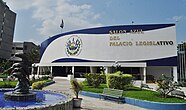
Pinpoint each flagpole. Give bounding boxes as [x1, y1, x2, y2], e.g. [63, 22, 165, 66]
[60, 19, 64, 33]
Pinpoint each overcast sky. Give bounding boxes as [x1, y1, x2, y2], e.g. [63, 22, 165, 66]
[4, 0, 186, 45]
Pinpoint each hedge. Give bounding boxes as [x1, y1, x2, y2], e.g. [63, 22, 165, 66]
[84, 73, 106, 88]
[32, 81, 46, 90]
[107, 71, 133, 90]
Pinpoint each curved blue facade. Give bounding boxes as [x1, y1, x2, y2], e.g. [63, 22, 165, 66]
[40, 24, 175, 60]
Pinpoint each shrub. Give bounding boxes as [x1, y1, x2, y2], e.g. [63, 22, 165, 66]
[100, 74, 106, 84]
[40, 76, 50, 80]
[40, 70, 51, 75]
[107, 71, 133, 90]
[178, 78, 186, 86]
[156, 74, 180, 98]
[32, 81, 46, 90]
[84, 73, 92, 86]
[84, 73, 106, 88]
[178, 82, 186, 87]
[0, 80, 17, 88]
[146, 75, 155, 83]
[91, 74, 102, 88]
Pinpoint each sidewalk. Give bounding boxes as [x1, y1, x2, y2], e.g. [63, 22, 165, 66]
[76, 95, 147, 110]
[43, 77, 147, 110]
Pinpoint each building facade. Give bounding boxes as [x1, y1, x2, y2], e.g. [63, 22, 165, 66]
[12, 42, 39, 62]
[0, 0, 16, 60]
[12, 42, 39, 55]
[11, 42, 40, 75]
[178, 42, 186, 81]
[38, 24, 178, 83]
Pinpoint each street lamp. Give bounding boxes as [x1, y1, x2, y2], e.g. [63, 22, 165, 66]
[100, 66, 106, 74]
[112, 61, 121, 72]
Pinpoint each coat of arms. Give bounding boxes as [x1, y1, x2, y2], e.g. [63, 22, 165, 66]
[66, 35, 82, 56]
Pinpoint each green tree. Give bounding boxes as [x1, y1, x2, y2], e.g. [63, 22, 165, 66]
[0, 60, 12, 74]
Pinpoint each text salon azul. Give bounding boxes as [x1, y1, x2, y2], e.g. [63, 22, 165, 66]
[108, 29, 174, 46]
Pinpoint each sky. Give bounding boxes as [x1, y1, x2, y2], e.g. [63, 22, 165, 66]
[3, 0, 186, 45]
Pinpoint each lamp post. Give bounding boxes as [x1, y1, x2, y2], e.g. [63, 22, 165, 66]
[100, 66, 106, 74]
[112, 61, 121, 72]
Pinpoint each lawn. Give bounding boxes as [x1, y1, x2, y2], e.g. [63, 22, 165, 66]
[82, 83, 186, 103]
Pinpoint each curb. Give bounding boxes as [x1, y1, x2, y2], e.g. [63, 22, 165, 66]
[45, 80, 55, 86]
[80, 91, 186, 110]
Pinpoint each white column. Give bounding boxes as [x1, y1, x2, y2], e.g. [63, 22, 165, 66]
[90, 67, 93, 73]
[67, 66, 75, 80]
[31, 66, 34, 75]
[173, 66, 178, 82]
[105, 67, 108, 74]
[50, 66, 53, 76]
[37, 66, 40, 75]
[90, 67, 97, 73]
[143, 67, 146, 84]
[72, 66, 75, 76]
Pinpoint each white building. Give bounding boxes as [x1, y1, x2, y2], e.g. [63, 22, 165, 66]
[36, 24, 178, 83]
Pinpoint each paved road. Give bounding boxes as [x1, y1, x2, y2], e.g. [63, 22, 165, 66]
[43, 77, 147, 110]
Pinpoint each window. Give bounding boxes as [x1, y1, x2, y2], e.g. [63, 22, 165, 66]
[16, 47, 23, 50]
[24, 45, 27, 50]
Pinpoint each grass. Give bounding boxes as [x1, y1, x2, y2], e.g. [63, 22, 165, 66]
[30, 79, 52, 85]
[124, 87, 186, 103]
[82, 84, 106, 93]
[82, 83, 186, 103]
